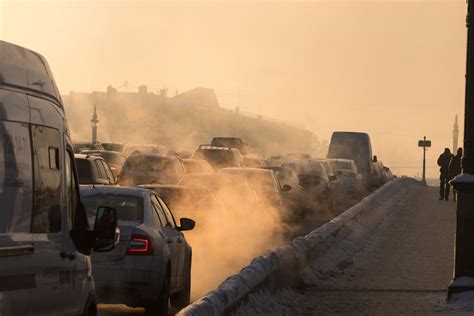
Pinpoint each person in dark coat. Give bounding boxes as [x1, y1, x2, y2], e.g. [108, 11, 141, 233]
[437, 148, 453, 200]
[448, 147, 463, 202]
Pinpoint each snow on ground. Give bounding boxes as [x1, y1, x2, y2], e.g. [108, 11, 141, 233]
[234, 182, 473, 315]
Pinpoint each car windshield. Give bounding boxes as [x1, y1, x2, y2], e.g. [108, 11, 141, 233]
[82, 194, 144, 223]
[330, 160, 353, 171]
[76, 159, 92, 181]
[124, 156, 170, 172]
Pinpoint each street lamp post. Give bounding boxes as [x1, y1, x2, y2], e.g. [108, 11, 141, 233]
[91, 104, 99, 144]
[448, 0, 474, 299]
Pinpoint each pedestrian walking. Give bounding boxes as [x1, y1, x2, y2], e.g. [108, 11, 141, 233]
[448, 147, 463, 202]
[437, 148, 453, 200]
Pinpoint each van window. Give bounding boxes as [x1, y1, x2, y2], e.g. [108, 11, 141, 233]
[31, 125, 62, 233]
[0, 121, 33, 234]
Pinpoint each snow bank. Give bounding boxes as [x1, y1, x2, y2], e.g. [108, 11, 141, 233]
[178, 177, 419, 316]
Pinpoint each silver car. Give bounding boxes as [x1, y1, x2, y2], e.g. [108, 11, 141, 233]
[80, 186, 195, 315]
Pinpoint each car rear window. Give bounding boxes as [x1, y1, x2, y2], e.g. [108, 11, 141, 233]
[124, 156, 170, 172]
[76, 159, 92, 181]
[195, 149, 240, 167]
[82, 194, 144, 223]
[330, 160, 353, 171]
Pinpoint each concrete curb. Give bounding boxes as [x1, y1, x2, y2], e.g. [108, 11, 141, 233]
[178, 177, 416, 316]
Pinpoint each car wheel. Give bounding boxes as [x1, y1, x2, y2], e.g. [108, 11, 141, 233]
[145, 269, 170, 316]
[171, 260, 191, 309]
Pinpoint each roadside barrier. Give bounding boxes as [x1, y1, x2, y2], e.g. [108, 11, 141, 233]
[179, 177, 418, 316]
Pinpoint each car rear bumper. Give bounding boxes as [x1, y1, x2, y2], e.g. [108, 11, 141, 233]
[92, 259, 163, 306]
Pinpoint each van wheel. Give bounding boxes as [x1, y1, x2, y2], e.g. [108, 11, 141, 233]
[82, 297, 97, 316]
[171, 262, 191, 309]
[145, 270, 170, 316]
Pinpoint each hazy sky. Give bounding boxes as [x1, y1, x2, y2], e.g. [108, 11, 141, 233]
[0, 0, 468, 177]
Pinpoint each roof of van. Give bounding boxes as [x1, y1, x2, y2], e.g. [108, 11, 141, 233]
[0, 41, 62, 107]
[332, 131, 370, 137]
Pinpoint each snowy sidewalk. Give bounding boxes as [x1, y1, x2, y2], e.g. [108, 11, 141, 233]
[235, 184, 474, 315]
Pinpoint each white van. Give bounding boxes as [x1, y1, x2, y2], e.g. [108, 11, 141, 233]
[0, 41, 118, 315]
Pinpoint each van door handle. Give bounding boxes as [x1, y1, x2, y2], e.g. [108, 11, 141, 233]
[60, 251, 76, 260]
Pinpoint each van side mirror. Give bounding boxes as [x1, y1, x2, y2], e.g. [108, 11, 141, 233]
[373, 155, 378, 162]
[281, 184, 292, 192]
[178, 218, 195, 231]
[93, 206, 119, 252]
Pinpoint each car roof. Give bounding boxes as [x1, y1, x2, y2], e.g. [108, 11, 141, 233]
[220, 167, 273, 175]
[80, 185, 151, 197]
[125, 153, 172, 159]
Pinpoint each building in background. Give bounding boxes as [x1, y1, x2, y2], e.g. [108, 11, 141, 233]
[62, 85, 313, 155]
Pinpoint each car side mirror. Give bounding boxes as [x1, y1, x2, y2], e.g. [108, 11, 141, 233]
[281, 184, 292, 192]
[373, 155, 378, 162]
[329, 175, 338, 181]
[178, 218, 195, 231]
[336, 170, 342, 176]
[93, 206, 118, 252]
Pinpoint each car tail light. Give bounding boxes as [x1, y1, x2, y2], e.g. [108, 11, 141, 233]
[126, 234, 153, 255]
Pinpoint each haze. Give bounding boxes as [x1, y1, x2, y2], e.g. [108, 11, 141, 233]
[0, 0, 466, 177]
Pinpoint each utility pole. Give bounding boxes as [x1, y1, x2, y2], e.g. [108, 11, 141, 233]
[91, 104, 99, 144]
[418, 136, 431, 183]
[448, 0, 474, 298]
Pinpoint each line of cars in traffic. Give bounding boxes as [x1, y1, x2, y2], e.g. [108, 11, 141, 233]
[0, 40, 394, 315]
[68, 133, 394, 314]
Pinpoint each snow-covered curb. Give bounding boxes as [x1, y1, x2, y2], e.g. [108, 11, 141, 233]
[178, 177, 419, 316]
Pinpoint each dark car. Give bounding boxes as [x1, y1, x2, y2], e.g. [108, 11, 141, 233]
[192, 145, 243, 171]
[81, 186, 195, 315]
[75, 154, 116, 185]
[80, 150, 126, 177]
[181, 158, 214, 174]
[210, 137, 250, 154]
[119, 154, 186, 186]
[73, 141, 105, 153]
